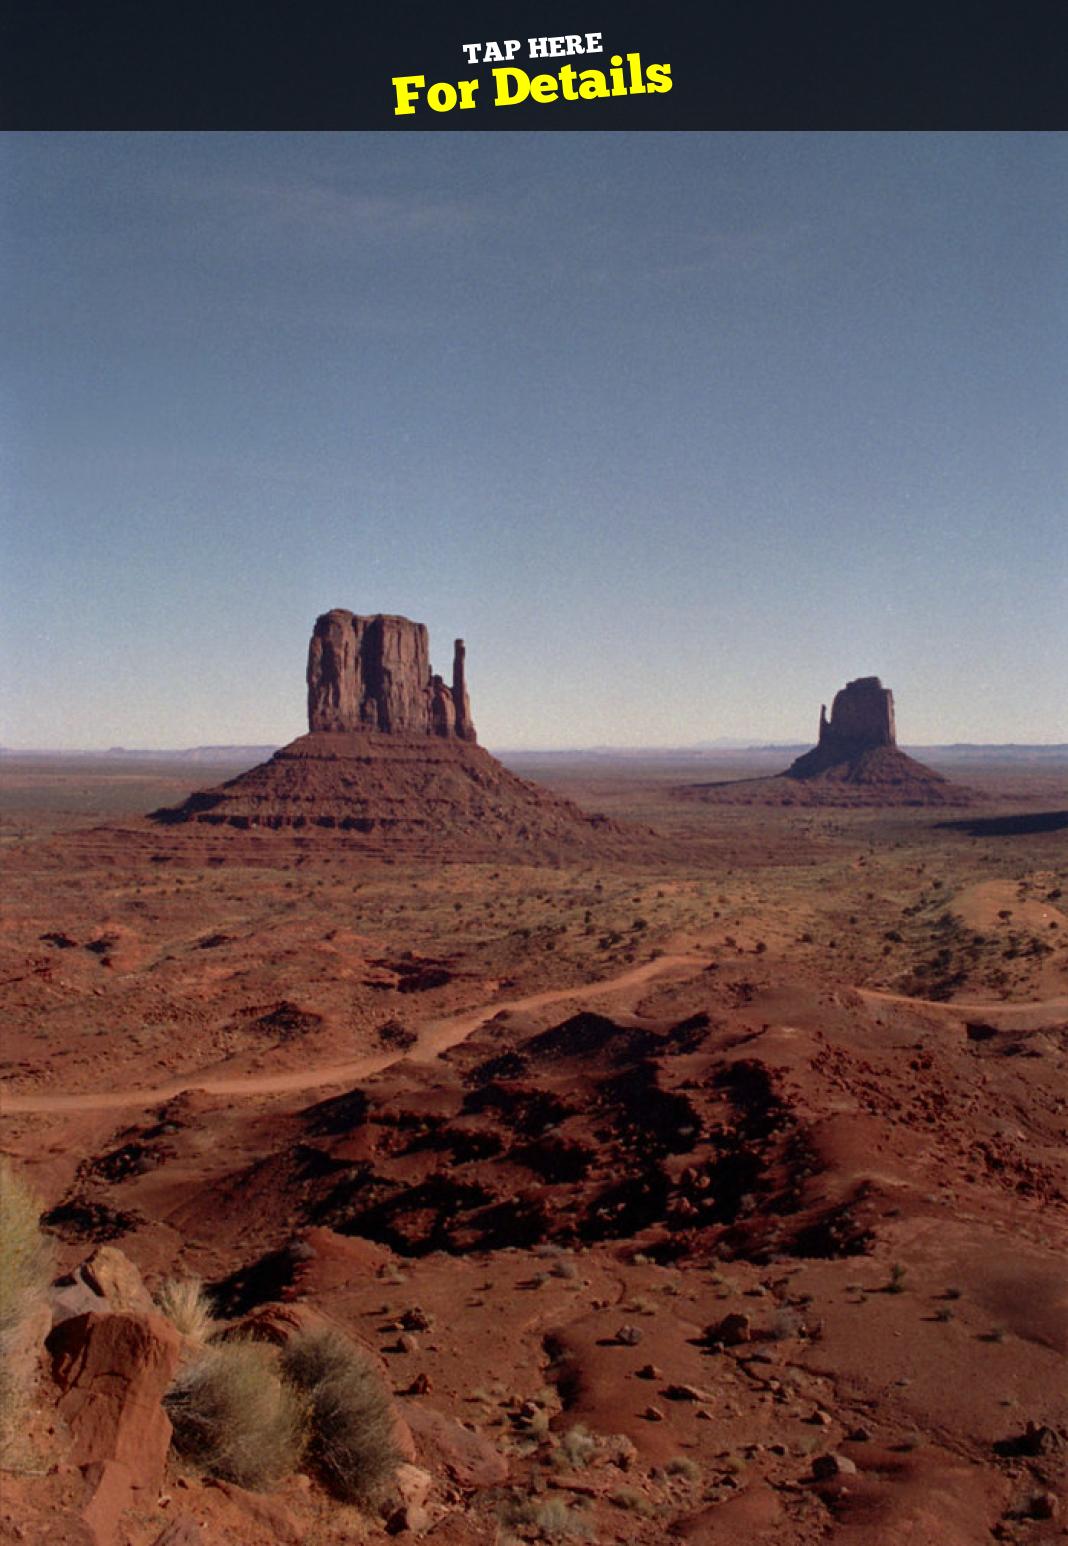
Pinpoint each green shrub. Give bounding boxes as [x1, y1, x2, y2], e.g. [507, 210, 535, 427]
[280, 1329, 399, 1508]
[164, 1341, 305, 1489]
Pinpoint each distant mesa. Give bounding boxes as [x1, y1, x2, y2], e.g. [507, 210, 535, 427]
[151, 610, 638, 854]
[683, 676, 974, 807]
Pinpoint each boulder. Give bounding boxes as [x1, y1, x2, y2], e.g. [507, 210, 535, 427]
[80, 1247, 156, 1318]
[402, 1403, 508, 1487]
[80, 1459, 135, 1546]
[386, 1463, 433, 1534]
[49, 1312, 183, 1493]
[50, 1247, 154, 1328]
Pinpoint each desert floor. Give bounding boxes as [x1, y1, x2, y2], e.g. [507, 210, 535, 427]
[1, 751, 1066, 1544]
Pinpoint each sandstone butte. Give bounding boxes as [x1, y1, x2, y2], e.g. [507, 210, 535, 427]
[151, 610, 640, 855]
[683, 675, 974, 807]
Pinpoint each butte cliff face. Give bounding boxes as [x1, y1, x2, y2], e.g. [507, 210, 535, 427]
[817, 676, 896, 754]
[152, 611, 638, 855]
[307, 611, 476, 742]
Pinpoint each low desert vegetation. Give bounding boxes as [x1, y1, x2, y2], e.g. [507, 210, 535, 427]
[556, 1423, 597, 1470]
[0, 1159, 53, 1460]
[155, 1276, 215, 1342]
[0, 1159, 52, 1338]
[164, 1340, 306, 1489]
[280, 1328, 400, 1508]
[500, 1494, 594, 1539]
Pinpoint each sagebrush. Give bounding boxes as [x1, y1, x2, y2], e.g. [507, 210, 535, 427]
[0, 1159, 52, 1460]
[164, 1340, 305, 1489]
[155, 1276, 214, 1342]
[280, 1328, 400, 1507]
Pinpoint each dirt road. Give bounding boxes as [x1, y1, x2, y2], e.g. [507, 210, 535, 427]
[5, 950, 1062, 1118]
[0, 949, 708, 1116]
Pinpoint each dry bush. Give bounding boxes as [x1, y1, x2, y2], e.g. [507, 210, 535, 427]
[280, 1329, 399, 1508]
[501, 1495, 593, 1539]
[557, 1423, 597, 1469]
[155, 1276, 214, 1342]
[0, 1160, 52, 1338]
[164, 1340, 305, 1489]
[0, 1160, 53, 1460]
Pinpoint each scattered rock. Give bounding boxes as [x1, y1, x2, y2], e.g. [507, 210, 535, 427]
[386, 1463, 433, 1534]
[703, 1312, 751, 1347]
[400, 1307, 433, 1332]
[811, 1452, 858, 1480]
[403, 1403, 508, 1488]
[995, 1420, 1061, 1457]
[209, 1479, 305, 1543]
[1031, 1491, 1060, 1521]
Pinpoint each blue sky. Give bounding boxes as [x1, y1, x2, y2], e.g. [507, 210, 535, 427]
[2, 133, 1065, 748]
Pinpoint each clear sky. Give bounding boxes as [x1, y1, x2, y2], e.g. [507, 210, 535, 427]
[2, 133, 1065, 749]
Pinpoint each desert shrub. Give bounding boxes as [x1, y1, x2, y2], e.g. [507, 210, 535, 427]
[666, 1454, 701, 1481]
[886, 1263, 907, 1294]
[280, 1329, 399, 1508]
[609, 1486, 652, 1513]
[502, 1496, 593, 1539]
[164, 1340, 305, 1489]
[0, 1160, 52, 1338]
[155, 1276, 214, 1342]
[0, 1160, 53, 1460]
[557, 1423, 597, 1469]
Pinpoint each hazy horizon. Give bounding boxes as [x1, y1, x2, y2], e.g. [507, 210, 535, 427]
[3, 134, 1065, 749]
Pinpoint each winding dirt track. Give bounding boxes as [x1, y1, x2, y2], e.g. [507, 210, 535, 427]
[0, 950, 709, 1117]
[3, 954, 1062, 1118]
[856, 988, 1068, 1030]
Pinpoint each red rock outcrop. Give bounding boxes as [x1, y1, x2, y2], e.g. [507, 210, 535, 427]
[307, 611, 476, 742]
[48, 1311, 182, 1492]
